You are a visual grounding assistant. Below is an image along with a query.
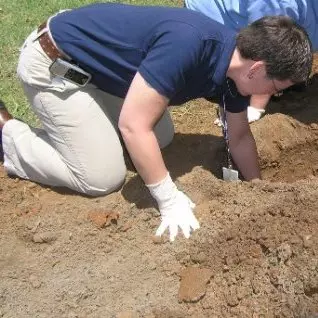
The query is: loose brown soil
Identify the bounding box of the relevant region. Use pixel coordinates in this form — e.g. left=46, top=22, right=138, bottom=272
left=1, top=61, right=318, bottom=318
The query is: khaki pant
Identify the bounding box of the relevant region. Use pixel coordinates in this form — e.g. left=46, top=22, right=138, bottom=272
left=2, top=29, right=174, bottom=196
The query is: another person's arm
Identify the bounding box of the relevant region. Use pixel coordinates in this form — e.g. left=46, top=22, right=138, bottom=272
left=226, top=110, right=261, bottom=180
left=247, top=94, right=269, bottom=123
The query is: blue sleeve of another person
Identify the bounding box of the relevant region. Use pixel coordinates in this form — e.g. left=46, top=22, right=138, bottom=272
left=246, top=0, right=318, bottom=51
left=185, top=0, right=318, bottom=51
left=246, top=0, right=301, bottom=24
left=185, top=0, right=249, bottom=31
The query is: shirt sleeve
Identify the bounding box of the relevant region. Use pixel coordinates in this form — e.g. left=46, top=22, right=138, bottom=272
left=138, top=23, right=203, bottom=100
left=247, top=0, right=301, bottom=24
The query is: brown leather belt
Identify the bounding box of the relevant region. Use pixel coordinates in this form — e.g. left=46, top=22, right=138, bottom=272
left=38, top=22, right=66, bottom=61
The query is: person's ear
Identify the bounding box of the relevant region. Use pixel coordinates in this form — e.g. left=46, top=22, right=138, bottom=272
left=247, top=61, right=266, bottom=79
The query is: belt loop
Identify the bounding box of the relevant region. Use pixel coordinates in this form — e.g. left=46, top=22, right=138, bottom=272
left=36, top=20, right=66, bottom=61
left=33, top=24, right=48, bottom=42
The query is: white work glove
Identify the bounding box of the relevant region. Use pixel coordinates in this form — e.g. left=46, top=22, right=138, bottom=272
left=247, top=106, right=265, bottom=123
left=146, top=173, right=200, bottom=242
left=213, top=118, right=223, bottom=127
left=213, top=107, right=224, bottom=127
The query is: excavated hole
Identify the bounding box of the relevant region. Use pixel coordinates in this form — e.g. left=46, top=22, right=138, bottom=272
left=261, top=140, right=318, bottom=183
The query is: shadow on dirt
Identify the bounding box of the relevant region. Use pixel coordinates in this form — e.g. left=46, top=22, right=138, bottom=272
left=13, top=132, right=226, bottom=203
left=121, top=132, right=225, bottom=209
left=267, top=74, right=318, bottom=124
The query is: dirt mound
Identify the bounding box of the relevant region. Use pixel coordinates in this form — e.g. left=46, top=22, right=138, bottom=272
left=254, top=113, right=318, bottom=182
left=1, top=71, right=318, bottom=318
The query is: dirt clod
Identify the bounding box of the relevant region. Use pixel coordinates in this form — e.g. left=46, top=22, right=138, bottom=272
left=87, top=210, right=119, bottom=228
left=178, top=267, right=213, bottom=303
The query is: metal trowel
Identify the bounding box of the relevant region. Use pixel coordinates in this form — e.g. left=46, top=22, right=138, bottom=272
left=218, top=95, right=240, bottom=182
left=222, top=166, right=239, bottom=181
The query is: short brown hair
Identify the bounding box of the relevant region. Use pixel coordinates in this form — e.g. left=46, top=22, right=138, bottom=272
left=237, top=16, right=313, bottom=83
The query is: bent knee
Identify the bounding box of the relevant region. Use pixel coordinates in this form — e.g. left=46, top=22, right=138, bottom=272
left=154, top=110, right=175, bottom=149
left=76, top=164, right=127, bottom=197
left=158, top=129, right=174, bottom=149
left=156, top=122, right=174, bottom=149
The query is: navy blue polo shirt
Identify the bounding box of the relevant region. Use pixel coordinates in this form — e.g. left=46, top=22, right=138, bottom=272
left=50, top=3, right=248, bottom=112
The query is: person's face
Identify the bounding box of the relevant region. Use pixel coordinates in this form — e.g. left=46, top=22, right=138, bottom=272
left=235, top=61, right=294, bottom=96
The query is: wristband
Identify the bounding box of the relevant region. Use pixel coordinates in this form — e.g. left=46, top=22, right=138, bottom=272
left=146, top=173, right=178, bottom=209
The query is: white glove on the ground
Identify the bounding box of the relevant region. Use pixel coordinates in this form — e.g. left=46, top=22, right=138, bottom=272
left=247, top=106, right=265, bottom=123
left=146, top=173, right=200, bottom=242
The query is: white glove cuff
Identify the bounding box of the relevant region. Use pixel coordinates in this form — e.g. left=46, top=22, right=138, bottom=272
left=249, top=105, right=265, bottom=114
left=146, top=173, right=178, bottom=209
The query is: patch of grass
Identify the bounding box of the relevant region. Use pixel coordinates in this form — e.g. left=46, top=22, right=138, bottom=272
left=0, top=0, right=183, bottom=125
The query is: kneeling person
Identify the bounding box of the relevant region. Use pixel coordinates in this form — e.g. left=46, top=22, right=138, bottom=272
left=0, top=4, right=312, bottom=241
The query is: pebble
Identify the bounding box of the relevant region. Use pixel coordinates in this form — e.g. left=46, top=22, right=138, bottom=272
left=29, top=275, right=42, bottom=288
left=310, top=123, right=318, bottom=129
left=302, top=235, right=313, bottom=248
left=225, top=287, right=239, bottom=307
left=277, top=243, right=292, bottom=263
left=139, top=212, right=151, bottom=222
left=151, top=235, right=167, bottom=245
left=32, top=232, right=57, bottom=243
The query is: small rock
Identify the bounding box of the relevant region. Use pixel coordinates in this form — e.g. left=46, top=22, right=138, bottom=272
left=251, top=178, right=262, bottom=184
left=237, top=285, right=250, bottom=300
left=225, top=287, right=239, bottom=307
left=277, top=243, right=292, bottom=263
left=27, top=183, right=37, bottom=189
left=310, top=123, right=318, bottom=130
left=178, top=267, right=213, bottom=303
left=190, top=251, right=207, bottom=264
left=139, top=212, right=151, bottom=222
left=302, top=235, right=313, bottom=248
left=29, top=275, right=42, bottom=288
left=104, top=246, right=112, bottom=254
left=152, top=235, right=167, bottom=245
left=32, top=232, right=57, bottom=243
left=251, top=276, right=262, bottom=294
left=269, top=268, right=280, bottom=287
left=294, top=280, right=304, bottom=295
left=148, top=262, right=157, bottom=270
left=120, top=220, right=133, bottom=232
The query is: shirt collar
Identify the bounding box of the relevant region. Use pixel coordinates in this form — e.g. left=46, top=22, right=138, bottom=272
left=212, top=31, right=237, bottom=86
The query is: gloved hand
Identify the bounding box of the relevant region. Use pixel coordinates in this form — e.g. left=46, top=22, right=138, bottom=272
left=213, top=118, right=223, bottom=127
left=247, top=106, right=265, bottom=123
left=146, top=173, right=200, bottom=242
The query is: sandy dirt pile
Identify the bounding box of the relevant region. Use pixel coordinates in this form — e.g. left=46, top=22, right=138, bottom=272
left=1, top=67, right=318, bottom=318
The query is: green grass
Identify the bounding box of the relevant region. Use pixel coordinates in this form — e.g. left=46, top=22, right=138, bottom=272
left=0, top=0, right=183, bottom=124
